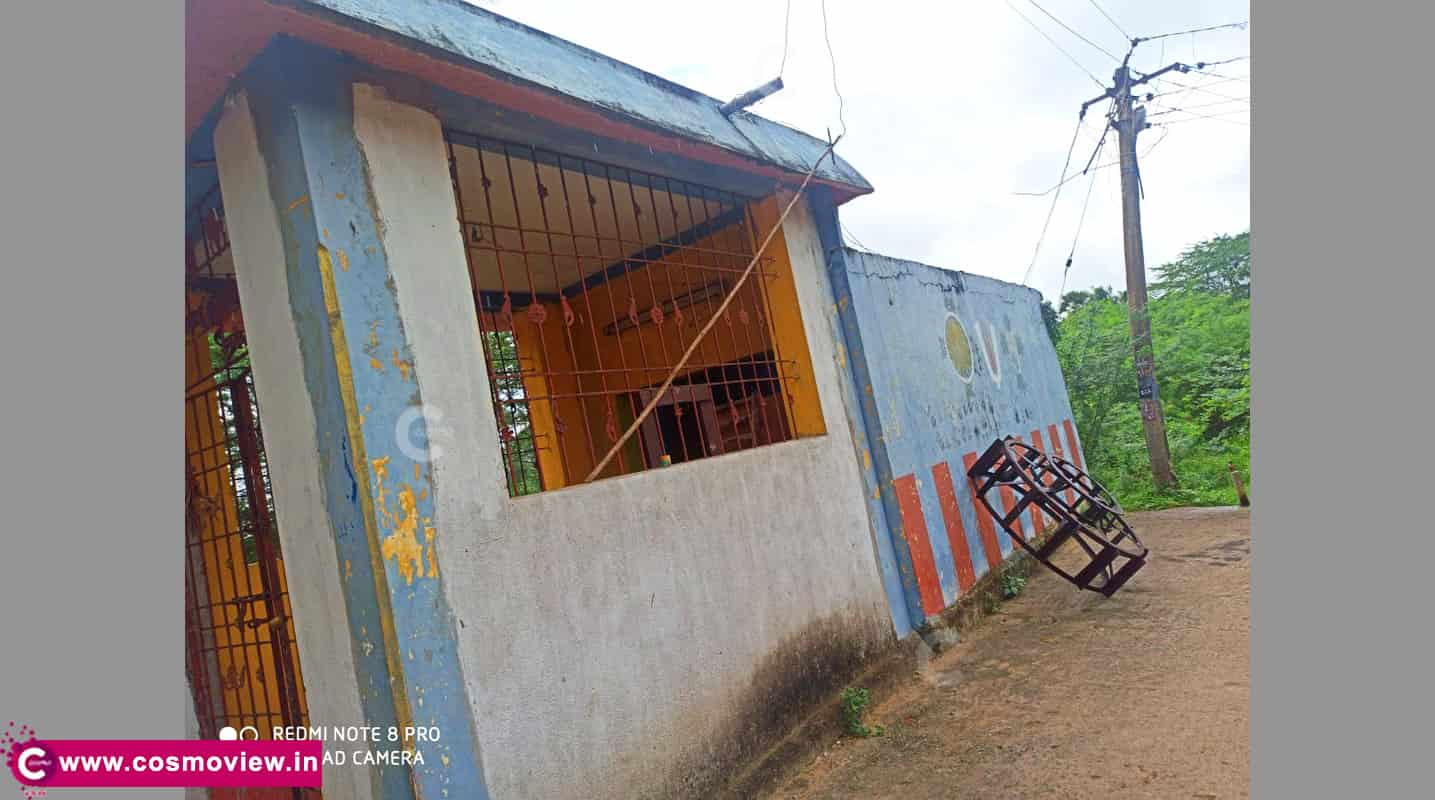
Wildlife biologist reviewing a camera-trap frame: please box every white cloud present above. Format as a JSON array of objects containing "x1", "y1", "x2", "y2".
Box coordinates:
[{"x1": 471, "y1": 0, "x2": 1249, "y2": 304}]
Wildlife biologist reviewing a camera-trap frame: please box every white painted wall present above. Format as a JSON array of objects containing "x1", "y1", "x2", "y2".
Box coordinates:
[
  {"x1": 352, "y1": 84, "x2": 895, "y2": 799},
  {"x1": 213, "y1": 91, "x2": 376, "y2": 800}
]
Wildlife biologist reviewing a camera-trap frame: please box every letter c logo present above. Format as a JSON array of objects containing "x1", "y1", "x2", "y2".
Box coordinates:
[{"x1": 17, "y1": 746, "x2": 49, "y2": 781}]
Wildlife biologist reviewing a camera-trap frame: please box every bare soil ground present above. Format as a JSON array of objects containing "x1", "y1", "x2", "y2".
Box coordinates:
[{"x1": 766, "y1": 507, "x2": 1250, "y2": 800}]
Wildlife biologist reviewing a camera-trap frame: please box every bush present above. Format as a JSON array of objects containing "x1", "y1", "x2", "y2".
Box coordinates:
[{"x1": 1053, "y1": 232, "x2": 1250, "y2": 511}]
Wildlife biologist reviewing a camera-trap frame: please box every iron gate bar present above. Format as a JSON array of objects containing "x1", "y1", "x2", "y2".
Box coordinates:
[
  {"x1": 229, "y1": 374, "x2": 306, "y2": 732},
  {"x1": 966, "y1": 436, "x2": 1149, "y2": 597},
  {"x1": 200, "y1": 378, "x2": 268, "y2": 730},
  {"x1": 446, "y1": 128, "x2": 802, "y2": 494},
  {"x1": 193, "y1": 375, "x2": 267, "y2": 731}
]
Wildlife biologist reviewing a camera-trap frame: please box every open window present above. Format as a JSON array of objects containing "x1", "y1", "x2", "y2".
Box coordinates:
[{"x1": 446, "y1": 130, "x2": 824, "y2": 495}]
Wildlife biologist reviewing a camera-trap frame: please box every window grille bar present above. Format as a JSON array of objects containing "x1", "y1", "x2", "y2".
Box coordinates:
[{"x1": 445, "y1": 129, "x2": 805, "y2": 495}]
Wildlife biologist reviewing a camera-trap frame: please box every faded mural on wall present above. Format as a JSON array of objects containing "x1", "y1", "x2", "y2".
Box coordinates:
[{"x1": 843, "y1": 249, "x2": 1086, "y2": 623}]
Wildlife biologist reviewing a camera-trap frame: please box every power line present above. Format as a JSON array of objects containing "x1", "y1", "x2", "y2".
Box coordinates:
[
  {"x1": 840, "y1": 221, "x2": 874, "y2": 252},
  {"x1": 1147, "y1": 97, "x2": 1250, "y2": 117},
  {"x1": 819, "y1": 0, "x2": 847, "y2": 138},
  {"x1": 1041, "y1": 115, "x2": 1177, "y2": 298},
  {"x1": 1147, "y1": 38, "x2": 1171, "y2": 99},
  {"x1": 1157, "y1": 77, "x2": 1247, "y2": 103},
  {"x1": 1029, "y1": 121, "x2": 1175, "y2": 299},
  {"x1": 1139, "y1": 125, "x2": 1173, "y2": 157},
  {"x1": 778, "y1": 0, "x2": 793, "y2": 76},
  {"x1": 1016, "y1": 120, "x2": 1170, "y2": 197},
  {"x1": 1075, "y1": 105, "x2": 1114, "y2": 175},
  {"x1": 1024, "y1": 0, "x2": 1123, "y2": 62},
  {"x1": 1134, "y1": 20, "x2": 1249, "y2": 45},
  {"x1": 1149, "y1": 107, "x2": 1250, "y2": 126},
  {"x1": 1189, "y1": 66, "x2": 1249, "y2": 82},
  {"x1": 1147, "y1": 74, "x2": 1247, "y2": 100},
  {"x1": 1004, "y1": 0, "x2": 1107, "y2": 88},
  {"x1": 1086, "y1": 0, "x2": 1131, "y2": 42},
  {"x1": 1015, "y1": 164, "x2": 1103, "y2": 197},
  {"x1": 1144, "y1": 67, "x2": 1249, "y2": 114},
  {"x1": 1022, "y1": 113, "x2": 1091, "y2": 285},
  {"x1": 1059, "y1": 128, "x2": 1109, "y2": 298},
  {"x1": 1199, "y1": 55, "x2": 1249, "y2": 68},
  {"x1": 1016, "y1": 104, "x2": 1110, "y2": 199}
]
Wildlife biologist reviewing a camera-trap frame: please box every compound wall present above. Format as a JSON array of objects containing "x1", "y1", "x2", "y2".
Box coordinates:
[{"x1": 841, "y1": 249, "x2": 1087, "y2": 624}]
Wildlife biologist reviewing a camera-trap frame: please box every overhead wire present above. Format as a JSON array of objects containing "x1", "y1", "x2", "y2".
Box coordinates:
[
  {"x1": 1016, "y1": 12, "x2": 1248, "y2": 291},
  {"x1": 1086, "y1": 0, "x2": 1131, "y2": 42},
  {"x1": 1146, "y1": 97, "x2": 1250, "y2": 117},
  {"x1": 1148, "y1": 108, "x2": 1250, "y2": 127},
  {"x1": 1024, "y1": 0, "x2": 1123, "y2": 62},
  {"x1": 778, "y1": 0, "x2": 793, "y2": 76},
  {"x1": 1196, "y1": 55, "x2": 1249, "y2": 68},
  {"x1": 1052, "y1": 122, "x2": 1169, "y2": 304},
  {"x1": 1015, "y1": 103, "x2": 1110, "y2": 199},
  {"x1": 1004, "y1": 0, "x2": 1107, "y2": 88},
  {"x1": 1018, "y1": 79, "x2": 1222, "y2": 198},
  {"x1": 1189, "y1": 66, "x2": 1249, "y2": 82},
  {"x1": 1059, "y1": 124, "x2": 1109, "y2": 298},
  {"x1": 1144, "y1": 65, "x2": 1249, "y2": 117},
  {"x1": 819, "y1": 0, "x2": 847, "y2": 139},
  {"x1": 1161, "y1": 77, "x2": 1247, "y2": 103},
  {"x1": 1021, "y1": 111, "x2": 1095, "y2": 285},
  {"x1": 1143, "y1": 38, "x2": 1172, "y2": 108},
  {"x1": 1134, "y1": 20, "x2": 1248, "y2": 44},
  {"x1": 840, "y1": 221, "x2": 875, "y2": 253},
  {"x1": 1147, "y1": 74, "x2": 1247, "y2": 101}
]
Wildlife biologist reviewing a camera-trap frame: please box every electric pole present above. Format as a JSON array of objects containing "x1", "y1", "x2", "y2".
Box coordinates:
[{"x1": 1082, "y1": 61, "x2": 1187, "y2": 489}]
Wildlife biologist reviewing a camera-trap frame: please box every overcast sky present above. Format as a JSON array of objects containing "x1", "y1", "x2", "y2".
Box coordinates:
[{"x1": 471, "y1": 0, "x2": 1250, "y2": 306}]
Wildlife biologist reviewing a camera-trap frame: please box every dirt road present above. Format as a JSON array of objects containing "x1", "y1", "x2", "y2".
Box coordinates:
[{"x1": 768, "y1": 507, "x2": 1250, "y2": 800}]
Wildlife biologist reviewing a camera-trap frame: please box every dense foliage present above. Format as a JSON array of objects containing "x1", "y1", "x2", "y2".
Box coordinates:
[{"x1": 1047, "y1": 232, "x2": 1250, "y2": 510}]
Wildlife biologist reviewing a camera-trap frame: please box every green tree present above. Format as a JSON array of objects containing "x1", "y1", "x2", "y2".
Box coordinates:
[
  {"x1": 485, "y1": 330, "x2": 543, "y2": 496},
  {"x1": 1152, "y1": 231, "x2": 1250, "y2": 299},
  {"x1": 1055, "y1": 232, "x2": 1250, "y2": 509},
  {"x1": 1059, "y1": 285, "x2": 1123, "y2": 315},
  {"x1": 1040, "y1": 300, "x2": 1061, "y2": 345}
]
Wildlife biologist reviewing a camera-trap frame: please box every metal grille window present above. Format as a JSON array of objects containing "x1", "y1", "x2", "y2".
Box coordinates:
[{"x1": 446, "y1": 131, "x2": 812, "y2": 495}]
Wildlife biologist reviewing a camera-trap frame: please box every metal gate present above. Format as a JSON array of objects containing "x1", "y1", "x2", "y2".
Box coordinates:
[{"x1": 185, "y1": 186, "x2": 318, "y2": 799}]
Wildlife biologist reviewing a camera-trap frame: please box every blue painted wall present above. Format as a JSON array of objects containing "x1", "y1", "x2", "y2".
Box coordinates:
[
  {"x1": 809, "y1": 188, "x2": 918, "y2": 638},
  {"x1": 840, "y1": 248, "x2": 1085, "y2": 624},
  {"x1": 240, "y1": 38, "x2": 489, "y2": 799}
]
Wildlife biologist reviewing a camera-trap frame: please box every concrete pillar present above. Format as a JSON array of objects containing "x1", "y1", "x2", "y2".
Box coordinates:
[
  {"x1": 213, "y1": 40, "x2": 490, "y2": 800},
  {"x1": 808, "y1": 186, "x2": 921, "y2": 636}
]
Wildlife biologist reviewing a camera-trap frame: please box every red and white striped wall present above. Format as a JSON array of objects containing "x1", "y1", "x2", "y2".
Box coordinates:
[{"x1": 891, "y1": 418, "x2": 1086, "y2": 619}]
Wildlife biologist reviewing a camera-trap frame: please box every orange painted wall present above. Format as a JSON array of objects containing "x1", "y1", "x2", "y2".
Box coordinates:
[
  {"x1": 747, "y1": 194, "x2": 826, "y2": 437},
  {"x1": 503, "y1": 199, "x2": 825, "y2": 488}
]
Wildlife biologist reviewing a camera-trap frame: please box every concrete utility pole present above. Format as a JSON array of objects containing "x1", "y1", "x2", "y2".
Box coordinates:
[
  {"x1": 1113, "y1": 65, "x2": 1176, "y2": 488},
  {"x1": 1084, "y1": 62, "x2": 1186, "y2": 489}
]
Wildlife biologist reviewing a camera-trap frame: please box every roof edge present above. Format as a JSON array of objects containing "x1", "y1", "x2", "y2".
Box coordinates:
[{"x1": 274, "y1": 0, "x2": 872, "y2": 193}]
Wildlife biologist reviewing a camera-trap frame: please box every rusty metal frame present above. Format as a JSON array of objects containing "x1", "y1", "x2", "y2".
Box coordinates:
[{"x1": 967, "y1": 436, "x2": 1148, "y2": 596}]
